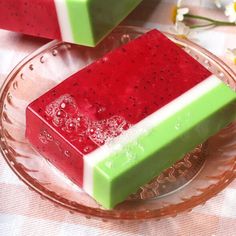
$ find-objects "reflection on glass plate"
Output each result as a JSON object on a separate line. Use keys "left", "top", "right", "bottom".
{"left": 0, "top": 26, "right": 235, "bottom": 221}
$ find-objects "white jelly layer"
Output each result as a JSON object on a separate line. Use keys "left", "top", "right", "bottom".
{"left": 54, "top": 0, "right": 74, "bottom": 42}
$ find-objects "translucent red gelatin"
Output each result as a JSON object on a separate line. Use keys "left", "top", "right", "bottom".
{"left": 0, "top": 0, "right": 61, "bottom": 39}
{"left": 26, "top": 30, "right": 211, "bottom": 187}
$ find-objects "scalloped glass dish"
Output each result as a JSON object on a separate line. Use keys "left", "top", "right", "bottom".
{"left": 0, "top": 26, "right": 235, "bottom": 221}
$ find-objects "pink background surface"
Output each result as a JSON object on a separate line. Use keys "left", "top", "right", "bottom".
{"left": 0, "top": 1, "right": 236, "bottom": 235}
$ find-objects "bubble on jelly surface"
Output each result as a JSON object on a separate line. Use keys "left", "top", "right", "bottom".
{"left": 133, "top": 140, "right": 144, "bottom": 152}
{"left": 77, "top": 135, "right": 84, "bottom": 143}
{"left": 45, "top": 105, "right": 54, "bottom": 117}
{"left": 89, "top": 115, "right": 130, "bottom": 146}
{"left": 83, "top": 146, "right": 91, "bottom": 153}
{"left": 39, "top": 134, "right": 48, "bottom": 144}
{"left": 76, "top": 115, "right": 90, "bottom": 133}
{"left": 46, "top": 133, "right": 53, "bottom": 142}
{"left": 65, "top": 118, "right": 77, "bottom": 133}
{"left": 56, "top": 109, "right": 66, "bottom": 117}
{"left": 60, "top": 102, "right": 66, "bottom": 109}
{"left": 52, "top": 116, "right": 66, "bottom": 127}
{"left": 175, "top": 122, "right": 182, "bottom": 130}
{"left": 123, "top": 123, "right": 131, "bottom": 131}
{"left": 138, "top": 143, "right": 145, "bottom": 152}
{"left": 38, "top": 130, "right": 53, "bottom": 144}
{"left": 105, "top": 160, "right": 113, "bottom": 169}
{"left": 125, "top": 147, "right": 137, "bottom": 162}
{"left": 88, "top": 128, "right": 94, "bottom": 135}
{"left": 97, "top": 106, "right": 106, "bottom": 114}
{"left": 64, "top": 150, "right": 71, "bottom": 157}
{"left": 46, "top": 94, "right": 78, "bottom": 118}
{"left": 55, "top": 140, "right": 63, "bottom": 152}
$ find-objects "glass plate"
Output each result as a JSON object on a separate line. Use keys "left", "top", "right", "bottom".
{"left": 0, "top": 26, "right": 235, "bottom": 221}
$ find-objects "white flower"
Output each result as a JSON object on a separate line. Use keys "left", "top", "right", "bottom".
{"left": 213, "top": 0, "right": 232, "bottom": 8}
{"left": 225, "top": 0, "right": 236, "bottom": 23}
{"left": 177, "top": 0, "right": 184, "bottom": 7}
{"left": 176, "top": 7, "right": 190, "bottom": 22}
{"left": 170, "top": 2, "right": 191, "bottom": 37}
{"left": 176, "top": 0, "right": 189, "bottom": 22}
{"left": 215, "top": 0, "right": 223, "bottom": 8}
{"left": 226, "top": 48, "right": 236, "bottom": 64}
{"left": 172, "top": 0, "right": 189, "bottom": 23}
{"left": 174, "top": 21, "right": 191, "bottom": 35}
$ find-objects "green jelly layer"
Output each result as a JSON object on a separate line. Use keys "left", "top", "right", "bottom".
{"left": 93, "top": 83, "right": 236, "bottom": 209}
{"left": 66, "top": 0, "right": 142, "bottom": 46}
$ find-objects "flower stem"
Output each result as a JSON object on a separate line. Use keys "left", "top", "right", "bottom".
{"left": 185, "top": 14, "right": 216, "bottom": 22}
{"left": 185, "top": 14, "right": 235, "bottom": 27}
{"left": 214, "top": 21, "right": 236, "bottom": 26}
{"left": 190, "top": 23, "right": 215, "bottom": 29}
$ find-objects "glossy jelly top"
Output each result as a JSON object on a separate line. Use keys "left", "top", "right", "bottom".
{"left": 29, "top": 30, "right": 211, "bottom": 155}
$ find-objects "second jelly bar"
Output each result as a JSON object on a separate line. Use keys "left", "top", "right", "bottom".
{"left": 0, "top": 0, "right": 142, "bottom": 46}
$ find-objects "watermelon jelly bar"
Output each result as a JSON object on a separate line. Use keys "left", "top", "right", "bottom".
{"left": 0, "top": 0, "right": 142, "bottom": 46}
{"left": 26, "top": 30, "right": 236, "bottom": 209}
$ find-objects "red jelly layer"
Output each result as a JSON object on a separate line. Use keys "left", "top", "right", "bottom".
{"left": 26, "top": 30, "right": 211, "bottom": 187}
{"left": 0, "top": 0, "right": 61, "bottom": 40}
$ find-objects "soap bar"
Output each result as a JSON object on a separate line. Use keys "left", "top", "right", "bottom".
{"left": 26, "top": 30, "right": 236, "bottom": 209}
{"left": 0, "top": 0, "right": 142, "bottom": 46}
